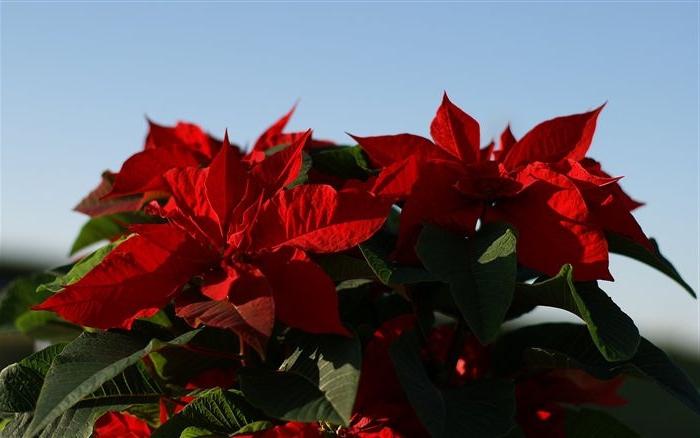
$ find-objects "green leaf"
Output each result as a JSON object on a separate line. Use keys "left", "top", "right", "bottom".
{"left": 0, "top": 344, "right": 130, "bottom": 438}
{"left": 287, "top": 152, "right": 312, "bottom": 189}
{"left": 607, "top": 232, "right": 696, "bottom": 298}
{"left": 70, "top": 212, "right": 157, "bottom": 255}
{"left": 37, "top": 242, "right": 119, "bottom": 294}
{"left": 565, "top": 408, "right": 639, "bottom": 438}
{"left": 514, "top": 265, "right": 640, "bottom": 361}
{"left": 24, "top": 330, "right": 199, "bottom": 437}
{"left": 239, "top": 333, "right": 361, "bottom": 426}
{"left": 309, "top": 145, "right": 371, "bottom": 180}
{"left": 1, "top": 407, "right": 115, "bottom": 438}
{"left": 360, "top": 233, "right": 434, "bottom": 286}
{"left": 416, "top": 223, "right": 517, "bottom": 344}
{"left": 497, "top": 323, "right": 700, "bottom": 416}
{"left": 180, "top": 426, "right": 223, "bottom": 438}
{"left": 14, "top": 311, "right": 81, "bottom": 342}
{"left": 232, "top": 421, "right": 274, "bottom": 435}
{"left": 0, "top": 273, "right": 55, "bottom": 330}
{"left": 0, "top": 344, "right": 67, "bottom": 414}
{"left": 314, "top": 254, "right": 375, "bottom": 282}
{"left": 153, "top": 389, "right": 262, "bottom": 438}
{"left": 390, "top": 331, "right": 516, "bottom": 437}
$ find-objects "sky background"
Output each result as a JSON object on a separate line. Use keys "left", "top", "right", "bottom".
{"left": 1, "top": 2, "right": 698, "bottom": 354}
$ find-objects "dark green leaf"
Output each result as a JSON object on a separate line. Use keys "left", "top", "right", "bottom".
{"left": 153, "top": 388, "right": 262, "bottom": 438}
{"left": 287, "top": 153, "right": 312, "bottom": 189}
{"left": 0, "top": 344, "right": 130, "bottom": 438}
{"left": 14, "top": 312, "right": 81, "bottom": 342}
{"left": 239, "top": 333, "right": 361, "bottom": 426}
{"left": 70, "top": 212, "right": 156, "bottom": 255}
{"left": 25, "top": 330, "right": 199, "bottom": 437}
{"left": 0, "top": 344, "right": 66, "bottom": 413}
{"left": 314, "top": 254, "right": 375, "bottom": 282}
{"left": 309, "top": 146, "right": 371, "bottom": 180}
{"left": 0, "top": 274, "right": 55, "bottom": 330}
{"left": 607, "top": 233, "right": 696, "bottom": 298}
{"left": 390, "top": 331, "right": 515, "bottom": 437}
{"left": 565, "top": 408, "right": 639, "bottom": 438}
{"left": 360, "top": 233, "right": 434, "bottom": 286}
{"left": 416, "top": 223, "right": 517, "bottom": 344}
{"left": 37, "top": 242, "right": 118, "bottom": 294}
{"left": 497, "top": 323, "right": 700, "bottom": 416}
{"left": 514, "top": 265, "right": 640, "bottom": 361}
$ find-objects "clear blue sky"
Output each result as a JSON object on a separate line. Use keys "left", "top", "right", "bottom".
{"left": 1, "top": 2, "right": 698, "bottom": 353}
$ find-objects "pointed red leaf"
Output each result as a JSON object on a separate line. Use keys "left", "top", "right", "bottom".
{"left": 257, "top": 248, "right": 349, "bottom": 336}
{"left": 178, "top": 263, "right": 274, "bottom": 357}
{"left": 205, "top": 135, "right": 250, "bottom": 233}
{"left": 251, "top": 185, "right": 389, "bottom": 253}
{"left": 502, "top": 104, "right": 605, "bottom": 170}
{"left": 34, "top": 224, "right": 214, "bottom": 329}
{"left": 430, "top": 93, "right": 480, "bottom": 163}
{"left": 162, "top": 166, "right": 224, "bottom": 247}
{"left": 488, "top": 166, "right": 611, "bottom": 280}
{"left": 253, "top": 104, "right": 297, "bottom": 152}
{"left": 74, "top": 172, "right": 145, "bottom": 217}
{"left": 107, "top": 146, "right": 202, "bottom": 198}
{"left": 498, "top": 125, "right": 517, "bottom": 157}
{"left": 350, "top": 133, "right": 451, "bottom": 168}
{"left": 251, "top": 130, "right": 310, "bottom": 196}
{"left": 145, "top": 120, "right": 224, "bottom": 160}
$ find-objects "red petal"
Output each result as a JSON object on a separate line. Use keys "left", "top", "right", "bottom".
{"left": 257, "top": 248, "right": 349, "bottom": 336}
{"left": 253, "top": 104, "right": 297, "bottom": 152}
{"left": 562, "top": 161, "right": 651, "bottom": 250}
{"left": 429, "top": 93, "right": 480, "bottom": 163}
{"left": 205, "top": 134, "right": 251, "bottom": 233}
{"left": 34, "top": 224, "right": 214, "bottom": 329}
{"left": 94, "top": 412, "right": 151, "bottom": 438}
{"left": 163, "top": 167, "right": 223, "bottom": 247}
{"left": 74, "top": 172, "right": 145, "bottom": 217}
{"left": 394, "top": 162, "right": 482, "bottom": 262}
{"left": 145, "top": 120, "right": 225, "bottom": 160}
{"left": 580, "top": 158, "right": 644, "bottom": 211}
{"left": 107, "top": 146, "right": 202, "bottom": 198}
{"left": 351, "top": 133, "right": 451, "bottom": 168}
{"left": 177, "top": 264, "right": 274, "bottom": 358}
{"left": 251, "top": 130, "right": 311, "bottom": 196}
{"left": 488, "top": 167, "right": 611, "bottom": 280}
{"left": 502, "top": 104, "right": 605, "bottom": 170}
{"left": 251, "top": 185, "right": 389, "bottom": 253}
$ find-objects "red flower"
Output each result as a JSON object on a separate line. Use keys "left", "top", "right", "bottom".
{"left": 36, "top": 132, "right": 393, "bottom": 355}
{"left": 352, "top": 93, "right": 650, "bottom": 280}
{"left": 516, "top": 369, "right": 626, "bottom": 437}
{"left": 76, "top": 106, "right": 333, "bottom": 218}
{"left": 251, "top": 103, "right": 335, "bottom": 154}
{"left": 93, "top": 412, "right": 151, "bottom": 438}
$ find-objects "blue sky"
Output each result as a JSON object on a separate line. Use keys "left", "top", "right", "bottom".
{"left": 1, "top": 2, "right": 698, "bottom": 352}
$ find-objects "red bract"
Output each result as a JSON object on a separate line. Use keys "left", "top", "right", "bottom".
{"left": 252, "top": 103, "right": 335, "bottom": 154}
{"left": 353, "top": 93, "right": 650, "bottom": 280}
{"left": 36, "top": 132, "right": 393, "bottom": 356}
{"left": 93, "top": 412, "right": 151, "bottom": 438}
{"left": 76, "top": 107, "right": 333, "bottom": 218}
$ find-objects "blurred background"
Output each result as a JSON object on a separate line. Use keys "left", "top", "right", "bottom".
{"left": 1, "top": 2, "right": 698, "bottom": 434}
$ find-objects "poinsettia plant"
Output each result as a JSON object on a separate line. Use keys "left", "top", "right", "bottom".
{"left": 1, "top": 96, "right": 698, "bottom": 438}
